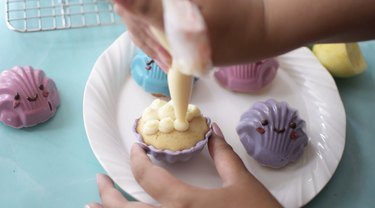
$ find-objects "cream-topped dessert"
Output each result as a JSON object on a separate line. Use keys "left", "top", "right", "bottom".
{"left": 140, "top": 99, "right": 201, "bottom": 135}
{"left": 133, "top": 99, "right": 211, "bottom": 162}
{"left": 136, "top": 99, "right": 209, "bottom": 151}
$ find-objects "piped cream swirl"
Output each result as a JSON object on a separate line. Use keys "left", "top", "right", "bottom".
{"left": 141, "top": 99, "right": 202, "bottom": 135}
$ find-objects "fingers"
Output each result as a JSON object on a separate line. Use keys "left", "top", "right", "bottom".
{"left": 97, "top": 174, "right": 130, "bottom": 208}
{"left": 115, "top": 3, "right": 171, "bottom": 70}
{"left": 89, "top": 174, "right": 156, "bottom": 208}
{"left": 115, "top": 4, "right": 157, "bottom": 57}
{"left": 114, "top": 0, "right": 163, "bottom": 29}
{"left": 154, "top": 59, "right": 169, "bottom": 72}
{"left": 127, "top": 25, "right": 171, "bottom": 71}
{"left": 130, "top": 144, "right": 190, "bottom": 203}
{"left": 208, "top": 123, "right": 250, "bottom": 187}
{"left": 85, "top": 203, "right": 103, "bottom": 208}
{"left": 144, "top": 28, "right": 172, "bottom": 70}
{"left": 128, "top": 26, "right": 171, "bottom": 70}
{"left": 128, "top": 28, "right": 158, "bottom": 59}
{"left": 120, "top": 201, "right": 155, "bottom": 208}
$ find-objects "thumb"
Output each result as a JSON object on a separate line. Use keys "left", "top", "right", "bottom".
{"left": 208, "top": 123, "right": 250, "bottom": 187}
{"left": 114, "top": 0, "right": 164, "bottom": 29}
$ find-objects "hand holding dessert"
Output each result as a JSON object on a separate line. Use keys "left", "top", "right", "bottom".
{"left": 86, "top": 123, "right": 281, "bottom": 208}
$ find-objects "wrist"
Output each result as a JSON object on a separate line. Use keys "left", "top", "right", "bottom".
{"left": 208, "top": 0, "right": 269, "bottom": 65}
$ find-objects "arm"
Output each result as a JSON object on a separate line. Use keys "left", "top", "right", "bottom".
{"left": 114, "top": 0, "right": 375, "bottom": 66}
{"left": 262, "top": 0, "right": 375, "bottom": 56}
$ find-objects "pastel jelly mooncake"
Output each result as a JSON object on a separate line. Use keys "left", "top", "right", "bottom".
{"left": 214, "top": 59, "right": 278, "bottom": 93}
{"left": 236, "top": 99, "right": 308, "bottom": 168}
{"left": 131, "top": 50, "right": 170, "bottom": 97}
{"left": 0, "top": 66, "right": 60, "bottom": 128}
{"left": 133, "top": 99, "right": 212, "bottom": 163}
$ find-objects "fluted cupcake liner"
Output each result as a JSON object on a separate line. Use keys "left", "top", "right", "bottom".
{"left": 133, "top": 117, "right": 212, "bottom": 163}
{"left": 214, "top": 58, "right": 278, "bottom": 93}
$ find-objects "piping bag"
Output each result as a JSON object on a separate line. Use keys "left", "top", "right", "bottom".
{"left": 150, "top": 0, "right": 212, "bottom": 131}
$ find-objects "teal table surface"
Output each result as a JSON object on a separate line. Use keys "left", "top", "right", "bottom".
{"left": 1, "top": 3, "right": 375, "bottom": 207}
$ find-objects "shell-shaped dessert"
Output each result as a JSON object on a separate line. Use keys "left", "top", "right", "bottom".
{"left": 133, "top": 118, "right": 212, "bottom": 163}
{"left": 214, "top": 58, "right": 278, "bottom": 93}
{"left": 0, "top": 66, "right": 60, "bottom": 128}
{"left": 236, "top": 99, "right": 308, "bottom": 168}
{"left": 131, "top": 50, "right": 170, "bottom": 97}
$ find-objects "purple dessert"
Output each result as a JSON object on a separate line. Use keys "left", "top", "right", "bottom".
{"left": 214, "top": 58, "right": 278, "bottom": 93}
{"left": 236, "top": 99, "right": 308, "bottom": 168}
{"left": 0, "top": 66, "right": 60, "bottom": 128}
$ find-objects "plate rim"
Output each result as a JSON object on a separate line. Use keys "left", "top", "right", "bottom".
{"left": 83, "top": 32, "right": 346, "bottom": 207}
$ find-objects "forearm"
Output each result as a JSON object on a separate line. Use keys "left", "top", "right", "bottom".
{"left": 201, "top": 0, "right": 267, "bottom": 65}
{"left": 262, "top": 0, "right": 375, "bottom": 55}
{"left": 116, "top": 0, "right": 374, "bottom": 66}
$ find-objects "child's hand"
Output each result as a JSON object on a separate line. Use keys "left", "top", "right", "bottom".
{"left": 114, "top": 3, "right": 171, "bottom": 71}
{"left": 86, "top": 123, "right": 281, "bottom": 208}
{"left": 114, "top": 0, "right": 375, "bottom": 69}
{"left": 114, "top": 0, "right": 267, "bottom": 67}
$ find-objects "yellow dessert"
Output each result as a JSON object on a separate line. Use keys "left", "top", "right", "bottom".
{"left": 312, "top": 43, "right": 367, "bottom": 77}
{"left": 137, "top": 116, "right": 208, "bottom": 151}
{"left": 136, "top": 99, "right": 209, "bottom": 151}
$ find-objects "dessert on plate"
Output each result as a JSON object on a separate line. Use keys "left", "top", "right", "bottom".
{"left": 236, "top": 99, "right": 308, "bottom": 168}
{"left": 131, "top": 50, "right": 170, "bottom": 97}
{"left": 131, "top": 50, "right": 198, "bottom": 98}
{"left": 133, "top": 99, "right": 211, "bottom": 163}
{"left": 214, "top": 58, "right": 278, "bottom": 93}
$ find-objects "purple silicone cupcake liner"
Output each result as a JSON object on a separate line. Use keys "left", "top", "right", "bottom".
{"left": 132, "top": 117, "right": 212, "bottom": 163}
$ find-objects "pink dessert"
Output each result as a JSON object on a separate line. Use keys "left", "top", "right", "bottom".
{"left": 214, "top": 58, "right": 278, "bottom": 93}
{"left": 0, "top": 66, "right": 60, "bottom": 128}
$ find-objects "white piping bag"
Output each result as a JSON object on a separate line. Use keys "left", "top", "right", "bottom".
{"left": 150, "top": 0, "right": 212, "bottom": 131}
{"left": 162, "top": 0, "right": 212, "bottom": 77}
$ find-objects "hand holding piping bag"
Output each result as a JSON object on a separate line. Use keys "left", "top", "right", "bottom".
{"left": 115, "top": 0, "right": 375, "bottom": 69}
{"left": 147, "top": 0, "right": 213, "bottom": 131}
{"left": 115, "top": 0, "right": 212, "bottom": 129}
{"left": 160, "top": 0, "right": 212, "bottom": 77}
{"left": 113, "top": 0, "right": 212, "bottom": 75}
{"left": 142, "top": 0, "right": 212, "bottom": 77}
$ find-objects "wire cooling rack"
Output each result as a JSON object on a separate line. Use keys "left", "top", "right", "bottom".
{"left": 5, "top": 0, "right": 122, "bottom": 32}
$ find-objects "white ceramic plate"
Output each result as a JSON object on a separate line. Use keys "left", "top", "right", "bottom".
{"left": 83, "top": 32, "right": 346, "bottom": 208}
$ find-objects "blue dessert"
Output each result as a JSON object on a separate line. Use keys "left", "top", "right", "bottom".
{"left": 131, "top": 50, "right": 170, "bottom": 97}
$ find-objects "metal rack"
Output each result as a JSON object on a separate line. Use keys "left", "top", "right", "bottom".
{"left": 5, "top": 0, "right": 122, "bottom": 32}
